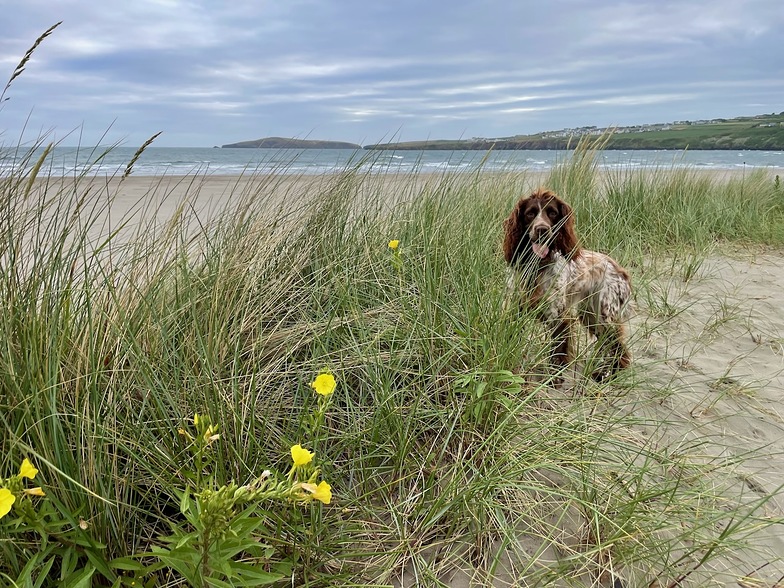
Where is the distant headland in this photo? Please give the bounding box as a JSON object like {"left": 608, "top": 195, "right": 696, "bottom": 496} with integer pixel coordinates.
{"left": 223, "top": 113, "right": 784, "bottom": 151}
{"left": 222, "top": 137, "right": 362, "bottom": 149}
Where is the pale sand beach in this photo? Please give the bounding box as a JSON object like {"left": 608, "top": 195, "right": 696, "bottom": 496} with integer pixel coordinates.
{"left": 41, "top": 167, "right": 774, "bottom": 234}
{"left": 632, "top": 251, "right": 784, "bottom": 582}
{"left": 35, "top": 169, "right": 784, "bottom": 584}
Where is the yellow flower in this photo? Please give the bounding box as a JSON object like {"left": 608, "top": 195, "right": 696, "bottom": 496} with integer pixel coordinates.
{"left": 388, "top": 240, "right": 400, "bottom": 251}
{"left": 19, "top": 458, "right": 38, "bottom": 480}
{"left": 310, "top": 373, "right": 336, "bottom": 396}
{"left": 203, "top": 425, "right": 220, "bottom": 444}
{"left": 290, "top": 444, "right": 314, "bottom": 467}
{"left": 312, "top": 480, "right": 332, "bottom": 504}
{"left": 0, "top": 488, "right": 15, "bottom": 519}
{"left": 302, "top": 480, "right": 332, "bottom": 504}
{"left": 24, "top": 487, "right": 46, "bottom": 497}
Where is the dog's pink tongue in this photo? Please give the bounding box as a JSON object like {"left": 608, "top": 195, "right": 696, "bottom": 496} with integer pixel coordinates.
{"left": 532, "top": 243, "right": 549, "bottom": 259}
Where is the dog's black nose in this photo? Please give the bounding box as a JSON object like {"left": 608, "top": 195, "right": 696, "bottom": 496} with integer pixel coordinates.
{"left": 534, "top": 226, "right": 549, "bottom": 240}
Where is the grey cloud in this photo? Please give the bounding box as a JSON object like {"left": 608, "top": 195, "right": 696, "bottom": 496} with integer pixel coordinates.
{"left": 0, "top": 0, "right": 781, "bottom": 146}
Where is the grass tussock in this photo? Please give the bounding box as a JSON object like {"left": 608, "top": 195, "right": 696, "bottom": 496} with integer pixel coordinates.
{"left": 1, "top": 133, "right": 784, "bottom": 588}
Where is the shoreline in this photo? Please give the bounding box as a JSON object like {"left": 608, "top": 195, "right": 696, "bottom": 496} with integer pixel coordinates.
{"left": 38, "top": 165, "right": 781, "bottom": 183}
{"left": 6, "top": 146, "right": 783, "bottom": 181}
{"left": 35, "top": 166, "right": 780, "bottom": 214}
{"left": 25, "top": 167, "right": 778, "bottom": 247}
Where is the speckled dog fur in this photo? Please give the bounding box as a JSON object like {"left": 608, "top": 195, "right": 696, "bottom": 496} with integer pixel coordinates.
{"left": 503, "top": 189, "right": 632, "bottom": 381}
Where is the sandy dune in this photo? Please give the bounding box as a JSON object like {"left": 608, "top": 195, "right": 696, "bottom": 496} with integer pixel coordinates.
{"left": 29, "top": 171, "right": 784, "bottom": 585}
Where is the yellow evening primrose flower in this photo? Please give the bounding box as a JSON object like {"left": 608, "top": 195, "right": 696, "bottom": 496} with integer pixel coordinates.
{"left": 290, "top": 444, "right": 314, "bottom": 467}
{"left": 0, "top": 488, "right": 15, "bottom": 519}
{"left": 311, "top": 480, "right": 332, "bottom": 504}
{"left": 19, "top": 458, "right": 38, "bottom": 480}
{"left": 310, "top": 373, "right": 336, "bottom": 396}
{"left": 388, "top": 240, "right": 400, "bottom": 251}
{"left": 302, "top": 481, "right": 332, "bottom": 504}
{"left": 24, "top": 487, "right": 46, "bottom": 497}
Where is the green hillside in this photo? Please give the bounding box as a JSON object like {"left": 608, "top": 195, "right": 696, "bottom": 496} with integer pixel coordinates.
{"left": 606, "top": 115, "right": 784, "bottom": 149}
{"left": 365, "top": 113, "right": 784, "bottom": 150}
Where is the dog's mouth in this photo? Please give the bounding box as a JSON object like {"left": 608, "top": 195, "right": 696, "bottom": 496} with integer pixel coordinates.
{"left": 529, "top": 225, "right": 554, "bottom": 260}
{"left": 531, "top": 242, "right": 550, "bottom": 259}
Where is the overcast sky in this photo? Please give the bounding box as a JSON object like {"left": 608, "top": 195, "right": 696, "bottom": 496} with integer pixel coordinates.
{"left": 1, "top": 0, "right": 782, "bottom": 147}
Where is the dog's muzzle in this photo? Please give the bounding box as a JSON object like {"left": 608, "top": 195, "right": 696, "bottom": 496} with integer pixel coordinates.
{"left": 529, "top": 224, "right": 553, "bottom": 259}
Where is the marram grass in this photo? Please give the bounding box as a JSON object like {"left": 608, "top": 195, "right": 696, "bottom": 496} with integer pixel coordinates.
{"left": 0, "top": 138, "right": 783, "bottom": 587}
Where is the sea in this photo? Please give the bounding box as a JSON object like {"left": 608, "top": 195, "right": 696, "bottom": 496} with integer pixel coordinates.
{"left": 2, "top": 146, "right": 783, "bottom": 177}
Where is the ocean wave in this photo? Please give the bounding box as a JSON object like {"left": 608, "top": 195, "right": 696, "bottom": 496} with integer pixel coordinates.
{"left": 2, "top": 147, "right": 783, "bottom": 177}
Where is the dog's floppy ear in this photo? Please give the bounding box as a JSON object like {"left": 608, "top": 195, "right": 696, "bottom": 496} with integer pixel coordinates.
{"left": 553, "top": 196, "right": 580, "bottom": 257}
{"left": 503, "top": 197, "right": 530, "bottom": 265}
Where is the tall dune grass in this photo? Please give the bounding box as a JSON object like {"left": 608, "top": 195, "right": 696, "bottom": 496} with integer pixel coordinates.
{"left": 547, "top": 136, "right": 784, "bottom": 263}
{"left": 1, "top": 131, "right": 784, "bottom": 587}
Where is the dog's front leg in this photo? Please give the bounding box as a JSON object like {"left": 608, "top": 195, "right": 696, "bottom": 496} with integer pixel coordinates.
{"left": 544, "top": 316, "right": 574, "bottom": 386}
{"left": 551, "top": 318, "right": 573, "bottom": 367}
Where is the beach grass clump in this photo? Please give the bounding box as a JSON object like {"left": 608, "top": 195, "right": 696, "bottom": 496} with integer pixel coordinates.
{"left": 541, "top": 140, "right": 784, "bottom": 348}
{"left": 555, "top": 140, "right": 784, "bottom": 261}
{"left": 1, "top": 128, "right": 784, "bottom": 587}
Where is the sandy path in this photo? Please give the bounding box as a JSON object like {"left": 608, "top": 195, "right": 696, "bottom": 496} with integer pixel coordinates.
{"left": 632, "top": 251, "right": 784, "bottom": 583}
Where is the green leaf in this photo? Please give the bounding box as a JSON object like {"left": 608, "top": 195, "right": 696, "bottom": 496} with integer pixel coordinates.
{"left": 226, "top": 562, "right": 286, "bottom": 585}
{"left": 204, "top": 578, "right": 233, "bottom": 588}
{"left": 59, "top": 549, "right": 74, "bottom": 581}
{"left": 179, "top": 486, "right": 191, "bottom": 514}
{"left": 109, "top": 557, "right": 146, "bottom": 572}
{"left": 85, "top": 549, "right": 116, "bottom": 583}
{"left": 34, "top": 557, "right": 57, "bottom": 588}
{"left": 61, "top": 566, "right": 95, "bottom": 588}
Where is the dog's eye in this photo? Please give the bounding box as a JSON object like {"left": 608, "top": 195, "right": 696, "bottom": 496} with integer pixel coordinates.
{"left": 547, "top": 208, "right": 559, "bottom": 219}
{"left": 525, "top": 209, "right": 537, "bottom": 218}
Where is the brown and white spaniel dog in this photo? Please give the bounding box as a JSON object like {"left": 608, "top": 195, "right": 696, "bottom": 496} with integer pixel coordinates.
{"left": 503, "top": 189, "right": 631, "bottom": 381}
